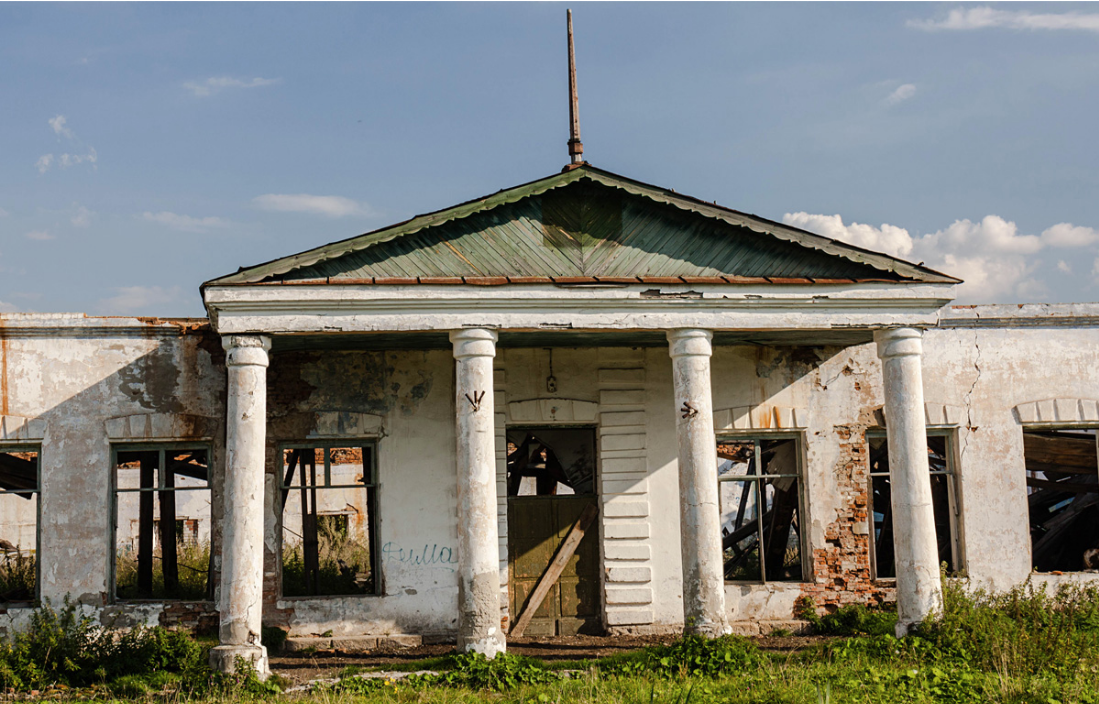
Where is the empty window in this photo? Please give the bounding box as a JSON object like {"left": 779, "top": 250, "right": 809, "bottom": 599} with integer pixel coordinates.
{"left": 867, "top": 433, "right": 960, "bottom": 579}
{"left": 506, "top": 428, "right": 596, "bottom": 496}
{"left": 1024, "top": 429, "right": 1099, "bottom": 573}
{"left": 280, "top": 444, "right": 378, "bottom": 597}
{"left": 716, "top": 436, "right": 805, "bottom": 582}
{"left": 0, "top": 447, "right": 38, "bottom": 605}
{"left": 114, "top": 445, "right": 211, "bottom": 601}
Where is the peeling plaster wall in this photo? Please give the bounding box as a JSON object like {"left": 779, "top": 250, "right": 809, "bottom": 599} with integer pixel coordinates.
{"left": 7, "top": 306, "right": 1099, "bottom": 638}
{"left": 0, "top": 316, "right": 225, "bottom": 632}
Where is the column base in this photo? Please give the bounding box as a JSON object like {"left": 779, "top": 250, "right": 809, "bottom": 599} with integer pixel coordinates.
{"left": 684, "top": 618, "right": 732, "bottom": 638}
{"left": 209, "top": 644, "right": 270, "bottom": 678}
{"left": 457, "top": 632, "right": 506, "bottom": 659}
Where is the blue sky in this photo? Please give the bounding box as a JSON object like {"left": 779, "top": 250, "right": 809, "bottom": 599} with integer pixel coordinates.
{"left": 3, "top": 2, "right": 1099, "bottom": 316}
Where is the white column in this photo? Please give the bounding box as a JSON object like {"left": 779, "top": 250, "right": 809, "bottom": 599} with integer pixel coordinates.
{"left": 210, "top": 335, "right": 271, "bottom": 677}
{"left": 668, "top": 329, "right": 728, "bottom": 637}
{"left": 875, "top": 327, "right": 943, "bottom": 635}
{"left": 450, "top": 329, "right": 506, "bottom": 657}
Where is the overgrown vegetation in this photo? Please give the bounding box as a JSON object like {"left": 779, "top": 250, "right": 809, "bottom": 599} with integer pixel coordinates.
{"left": 281, "top": 517, "right": 373, "bottom": 597}
{"left": 115, "top": 541, "right": 211, "bottom": 601}
{"left": 0, "top": 551, "right": 36, "bottom": 603}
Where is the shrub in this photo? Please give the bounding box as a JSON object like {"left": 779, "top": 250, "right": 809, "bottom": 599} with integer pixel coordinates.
{"left": 601, "top": 635, "right": 759, "bottom": 678}
{"left": 796, "top": 597, "right": 898, "bottom": 637}
{"left": 406, "top": 653, "right": 559, "bottom": 691}
{"left": 0, "top": 598, "right": 203, "bottom": 691}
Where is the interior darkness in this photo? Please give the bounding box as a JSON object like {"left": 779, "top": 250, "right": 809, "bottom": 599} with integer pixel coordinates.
{"left": 1023, "top": 429, "right": 1099, "bottom": 573}
{"left": 506, "top": 428, "right": 596, "bottom": 496}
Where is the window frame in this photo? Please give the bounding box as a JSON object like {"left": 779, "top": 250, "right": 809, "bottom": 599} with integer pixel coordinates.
{"left": 715, "top": 430, "right": 809, "bottom": 584}
{"left": 865, "top": 428, "right": 963, "bottom": 581}
{"left": 0, "top": 443, "right": 41, "bottom": 607}
{"left": 109, "top": 441, "right": 213, "bottom": 603}
{"left": 1019, "top": 423, "right": 1099, "bottom": 574}
{"left": 277, "top": 439, "right": 381, "bottom": 599}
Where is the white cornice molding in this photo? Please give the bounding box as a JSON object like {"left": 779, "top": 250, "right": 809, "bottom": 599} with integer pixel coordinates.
{"left": 204, "top": 283, "right": 955, "bottom": 334}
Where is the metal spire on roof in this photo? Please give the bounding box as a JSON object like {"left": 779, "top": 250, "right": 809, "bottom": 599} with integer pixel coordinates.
{"left": 566, "top": 9, "right": 585, "bottom": 169}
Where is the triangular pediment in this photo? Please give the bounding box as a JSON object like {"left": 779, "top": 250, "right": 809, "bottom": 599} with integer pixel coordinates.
{"left": 207, "top": 166, "right": 958, "bottom": 286}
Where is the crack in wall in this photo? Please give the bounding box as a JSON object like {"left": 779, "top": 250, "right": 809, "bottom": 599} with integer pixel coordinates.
{"left": 961, "top": 311, "right": 982, "bottom": 462}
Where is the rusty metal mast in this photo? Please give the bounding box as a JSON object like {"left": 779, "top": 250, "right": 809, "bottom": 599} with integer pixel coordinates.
{"left": 567, "top": 9, "right": 585, "bottom": 167}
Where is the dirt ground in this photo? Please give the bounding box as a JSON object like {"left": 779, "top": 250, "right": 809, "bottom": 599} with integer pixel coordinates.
{"left": 269, "top": 634, "right": 826, "bottom": 687}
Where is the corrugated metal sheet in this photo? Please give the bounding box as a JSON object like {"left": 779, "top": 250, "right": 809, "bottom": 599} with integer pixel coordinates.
{"left": 204, "top": 165, "right": 960, "bottom": 286}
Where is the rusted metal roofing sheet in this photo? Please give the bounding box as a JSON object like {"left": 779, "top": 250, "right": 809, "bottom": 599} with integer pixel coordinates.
{"left": 204, "top": 165, "right": 960, "bottom": 287}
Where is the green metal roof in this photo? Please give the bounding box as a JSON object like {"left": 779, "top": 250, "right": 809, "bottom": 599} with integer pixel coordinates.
{"left": 205, "top": 165, "right": 960, "bottom": 286}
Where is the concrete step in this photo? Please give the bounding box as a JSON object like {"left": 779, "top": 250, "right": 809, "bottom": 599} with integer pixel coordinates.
{"left": 283, "top": 634, "right": 422, "bottom": 653}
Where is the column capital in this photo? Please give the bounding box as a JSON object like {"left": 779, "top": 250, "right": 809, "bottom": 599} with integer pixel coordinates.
{"left": 222, "top": 335, "right": 271, "bottom": 368}
{"left": 667, "top": 329, "right": 713, "bottom": 359}
{"left": 874, "top": 327, "right": 923, "bottom": 360}
{"left": 450, "top": 328, "right": 498, "bottom": 360}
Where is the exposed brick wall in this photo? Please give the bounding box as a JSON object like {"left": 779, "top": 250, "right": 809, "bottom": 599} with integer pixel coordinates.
{"left": 800, "top": 421, "right": 895, "bottom": 613}
{"left": 160, "top": 602, "right": 218, "bottom": 635}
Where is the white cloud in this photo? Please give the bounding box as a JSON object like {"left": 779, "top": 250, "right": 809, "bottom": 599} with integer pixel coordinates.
{"left": 48, "top": 115, "right": 74, "bottom": 139}
{"left": 784, "top": 212, "right": 1099, "bottom": 303}
{"left": 885, "top": 84, "right": 917, "bottom": 106}
{"left": 1041, "top": 222, "right": 1099, "bottom": 248}
{"left": 782, "top": 212, "right": 914, "bottom": 258}
{"left": 25, "top": 230, "right": 54, "bottom": 241}
{"left": 71, "top": 205, "right": 93, "bottom": 228}
{"left": 98, "top": 286, "right": 184, "bottom": 314}
{"left": 1058, "top": 260, "right": 1072, "bottom": 274}
{"left": 910, "top": 7, "right": 1099, "bottom": 33}
{"left": 253, "top": 193, "right": 372, "bottom": 218}
{"left": 35, "top": 155, "right": 54, "bottom": 174}
{"left": 141, "top": 211, "right": 228, "bottom": 233}
{"left": 0, "top": 301, "right": 18, "bottom": 314}
{"left": 184, "top": 76, "right": 281, "bottom": 97}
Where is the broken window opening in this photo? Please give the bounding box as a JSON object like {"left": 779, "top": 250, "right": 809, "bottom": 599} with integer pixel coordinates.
{"left": 0, "top": 447, "right": 39, "bottom": 605}
{"left": 716, "top": 436, "right": 805, "bottom": 583}
{"left": 867, "top": 432, "right": 960, "bottom": 580}
{"left": 1023, "top": 428, "right": 1099, "bottom": 573}
{"left": 506, "top": 428, "right": 596, "bottom": 497}
{"left": 114, "top": 445, "right": 211, "bottom": 601}
{"left": 280, "top": 444, "right": 378, "bottom": 597}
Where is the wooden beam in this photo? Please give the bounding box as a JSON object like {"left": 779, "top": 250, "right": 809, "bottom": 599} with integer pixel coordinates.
{"left": 510, "top": 502, "right": 598, "bottom": 637}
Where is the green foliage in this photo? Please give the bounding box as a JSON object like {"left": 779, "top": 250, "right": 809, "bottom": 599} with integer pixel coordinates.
{"left": 115, "top": 540, "right": 211, "bottom": 601}
{"left": 410, "top": 652, "right": 561, "bottom": 691}
{"left": 260, "top": 625, "right": 288, "bottom": 654}
{"left": 600, "top": 635, "right": 759, "bottom": 679}
{"left": 0, "top": 597, "right": 203, "bottom": 691}
{"left": 281, "top": 517, "right": 373, "bottom": 597}
{"left": 0, "top": 551, "right": 36, "bottom": 602}
{"left": 797, "top": 597, "right": 898, "bottom": 637}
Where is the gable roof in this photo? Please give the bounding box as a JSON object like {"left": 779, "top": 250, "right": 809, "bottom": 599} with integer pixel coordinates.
{"left": 205, "top": 165, "right": 959, "bottom": 287}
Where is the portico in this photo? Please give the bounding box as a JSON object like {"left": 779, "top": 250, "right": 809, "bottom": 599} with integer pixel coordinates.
{"left": 200, "top": 164, "right": 957, "bottom": 672}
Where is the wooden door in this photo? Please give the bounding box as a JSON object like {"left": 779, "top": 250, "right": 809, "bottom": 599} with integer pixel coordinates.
{"left": 508, "top": 494, "right": 600, "bottom": 636}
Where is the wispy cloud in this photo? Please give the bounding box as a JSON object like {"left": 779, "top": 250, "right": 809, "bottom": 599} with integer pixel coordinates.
{"left": 36, "top": 116, "right": 97, "bottom": 174}
{"left": 0, "top": 208, "right": 8, "bottom": 217}
{"left": 784, "top": 212, "right": 1099, "bottom": 303}
{"left": 910, "top": 7, "right": 1099, "bottom": 33}
{"left": 141, "top": 211, "right": 228, "bottom": 233}
{"left": 25, "top": 230, "right": 54, "bottom": 241}
{"left": 98, "top": 285, "right": 185, "bottom": 314}
{"left": 71, "top": 205, "right": 93, "bottom": 228}
{"left": 885, "top": 83, "right": 917, "bottom": 106}
{"left": 0, "top": 301, "right": 18, "bottom": 314}
{"left": 253, "top": 193, "right": 373, "bottom": 218}
{"left": 183, "top": 76, "right": 281, "bottom": 97}
{"left": 48, "top": 115, "right": 74, "bottom": 139}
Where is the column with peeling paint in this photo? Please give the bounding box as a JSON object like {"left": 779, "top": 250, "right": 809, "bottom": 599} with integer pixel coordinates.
{"left": 875, "top": 327, "right": 943, "bottom": 635}
{"left": 668, "top": 329, "right": 728, "bottom": 636}
{"left": 210, "top": 335, "right": 271, "bottom": 677}
{"left": 450, "top": 329, "right": 506, "bottom": 657}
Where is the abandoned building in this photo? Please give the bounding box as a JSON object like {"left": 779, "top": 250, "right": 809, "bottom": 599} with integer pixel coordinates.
{"left": 3, "top": 22, "right": 1099, "bottom": 678}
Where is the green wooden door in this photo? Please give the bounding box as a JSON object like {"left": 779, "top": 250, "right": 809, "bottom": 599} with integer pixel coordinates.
{"left": 508, "top": 494, "right": 601, "bottom": 636}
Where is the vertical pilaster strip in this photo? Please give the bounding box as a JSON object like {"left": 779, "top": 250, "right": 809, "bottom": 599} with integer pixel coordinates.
{"left": 493, "top": 358, "right": 509, "bottom": 628}
{"left": 598, "top": 348, "right": 654, "bottom": 631}
{"left": 450, "top": 329, "right": 506, "bottom": 657}
{"left": 210, "top": 334, "right": 271, "bottom": 677}
{"left": 667, "top": 329, "right": 728, "bottom": 637}
{"left": 875, "top": 327, "right": 944, "bottom": 635}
